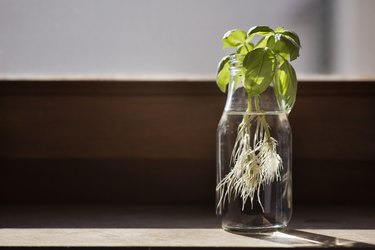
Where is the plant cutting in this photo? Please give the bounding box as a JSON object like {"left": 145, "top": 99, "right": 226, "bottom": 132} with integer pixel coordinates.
{"left": 216, "top": 26, "right": 301, "bottom": 231}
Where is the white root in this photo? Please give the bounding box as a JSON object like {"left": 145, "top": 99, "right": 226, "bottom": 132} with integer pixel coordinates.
{"left": 216, "top": 115, "right": 282, "bottom": 212}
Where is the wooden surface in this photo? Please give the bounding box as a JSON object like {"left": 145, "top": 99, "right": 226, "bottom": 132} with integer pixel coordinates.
{"left": 0, "top": 206, "right": 374, "bottom": 248}
{"left": 0, "top": 80, "right": 374, "bottom": 206}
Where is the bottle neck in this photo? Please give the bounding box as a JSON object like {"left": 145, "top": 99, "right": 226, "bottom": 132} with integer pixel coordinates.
{"left": 224, "top": 55, "right": 247, "bottom": 112}
{"left": 224, "top": 55, "right": 285, "bottom": 114}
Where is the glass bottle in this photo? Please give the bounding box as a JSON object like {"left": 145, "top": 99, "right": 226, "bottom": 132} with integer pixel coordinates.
{"left": 216, "top": 55, "right": 293, "bottom": 232}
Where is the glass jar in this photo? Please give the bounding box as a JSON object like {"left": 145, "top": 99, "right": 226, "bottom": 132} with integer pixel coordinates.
{"left": 216, "top": 55, "right": 293, "bottom": 232}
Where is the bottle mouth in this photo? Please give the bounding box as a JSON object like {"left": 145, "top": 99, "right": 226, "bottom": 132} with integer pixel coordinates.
{"left": 229, "top": 54, "right": 244, "bottom": 70}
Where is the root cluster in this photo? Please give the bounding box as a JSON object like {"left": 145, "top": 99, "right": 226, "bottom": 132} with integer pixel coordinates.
{"left": 217, "top": 115, "right": 282, "bottom": 211}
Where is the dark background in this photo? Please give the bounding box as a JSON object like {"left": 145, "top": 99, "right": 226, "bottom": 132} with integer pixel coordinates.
{"left": 0, "top": 80, "right": 374, "bottom": 206}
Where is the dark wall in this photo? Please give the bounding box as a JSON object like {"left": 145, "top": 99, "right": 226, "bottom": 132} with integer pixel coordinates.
{"left": 0, "top": 80, "right": 374, "bottom": 206}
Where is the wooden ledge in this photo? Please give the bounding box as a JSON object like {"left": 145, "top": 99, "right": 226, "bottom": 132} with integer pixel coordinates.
{"left": 0, "top": 206, "right": 374, "bottom": 248}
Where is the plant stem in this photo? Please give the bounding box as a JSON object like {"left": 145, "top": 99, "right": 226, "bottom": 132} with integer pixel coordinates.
{"left": 242, "top": 94, "right": 252, "bottom": 136}
{"left": 254, "top": 96, "right": 271, "bottom": 142}
{"left": 247, "top": 95, "right": 252, "bottom": 113}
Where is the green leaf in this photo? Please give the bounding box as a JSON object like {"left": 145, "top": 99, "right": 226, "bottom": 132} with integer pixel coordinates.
{"left": 282, "top": 30, "right": 301, "bottom": 48}
{"left": 273, "top": 35, "right": 290, "bottom": 59}
{"left": 275, "top": 26, "right": 285, "bottom": 33}
{"left": 243, "top": 48, "right": 275, "bottom": 96}
{"left": 222, "top": 29, "right": 247, "bottom": 48}
{"left": 274, "top": 56, "right": 297, "bottom": 112}
{"left": 216, "top": 56, "right": 231, "bottom": 92}
{"left": 247, "top": 26, "right": 274, "bottom": 37}
{"left": 266, "top": 35, "right": 276, "bottom": 49}
{"left": 274, "top": 34, "right": 300, "bottom": 61}
{"left": 254, "top": 35, "right": 271, "bottom": 49}
{"left": 236, "top": 42, "right": 254, "bottom": 55}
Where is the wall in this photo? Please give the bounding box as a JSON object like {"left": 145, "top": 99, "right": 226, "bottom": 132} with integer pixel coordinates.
{"left": 332, "top": 0, "right": 375, "bottom": 77}
{"left": 1, "top": 0, "right": 365, "bottom": 78}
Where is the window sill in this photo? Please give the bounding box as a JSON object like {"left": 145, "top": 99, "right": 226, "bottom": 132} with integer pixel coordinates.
{"left": 0, "top": 206, "right": 374, "bottom": 248}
